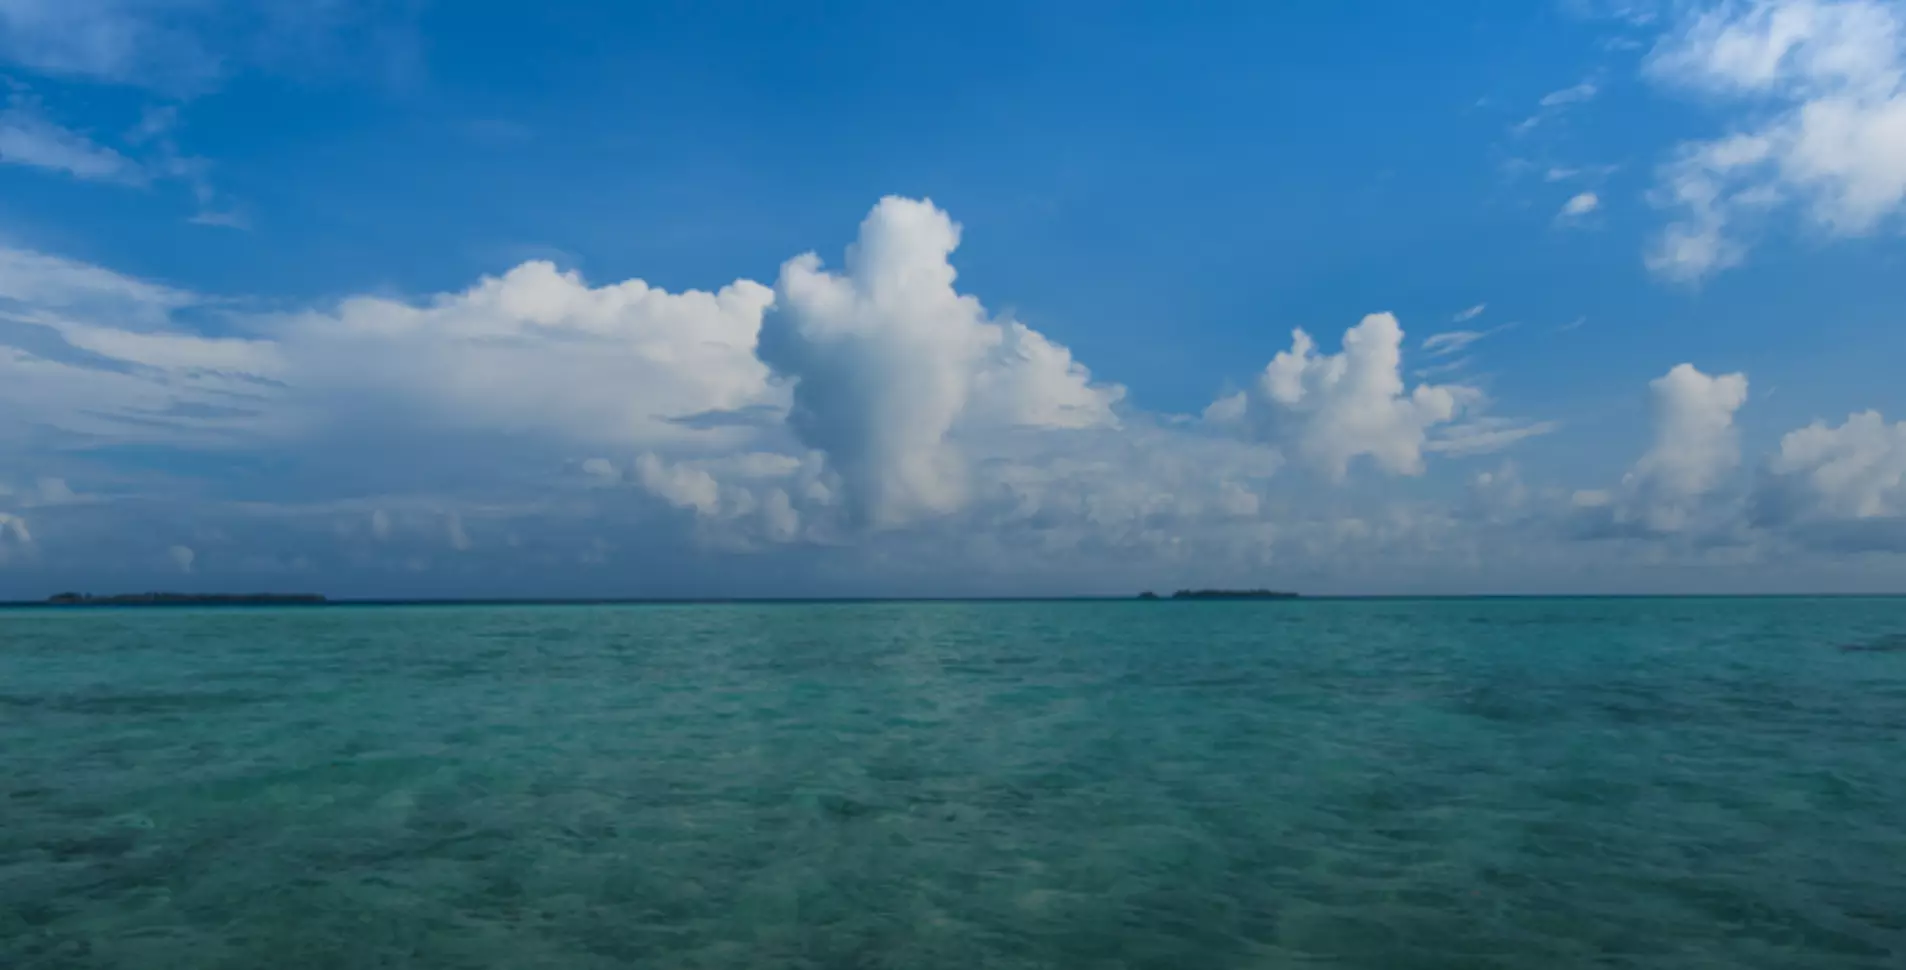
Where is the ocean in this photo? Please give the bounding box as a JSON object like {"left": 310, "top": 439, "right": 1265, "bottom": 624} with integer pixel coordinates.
{"left": 3, "top": 598, "right": 1904, "bottom": 968}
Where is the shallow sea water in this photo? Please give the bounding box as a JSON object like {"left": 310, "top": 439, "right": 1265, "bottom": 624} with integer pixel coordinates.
{"left": 3, "top": 598, "right": 1905, "bottom": 968}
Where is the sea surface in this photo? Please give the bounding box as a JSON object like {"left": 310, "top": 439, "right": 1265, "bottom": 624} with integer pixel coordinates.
{"left": 3, "top": 598, "right": 1905, "bottom": 969}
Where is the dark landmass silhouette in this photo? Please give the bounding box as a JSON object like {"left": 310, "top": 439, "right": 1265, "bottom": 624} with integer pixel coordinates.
{"left": 1139, "top": 589, "right": 1300, "bottom": 600}
{"left": 46, "top": 592, "right": 327, "bottom": 606}
{"left": 31, "top": 591, "right": 1305, "bottom": 607}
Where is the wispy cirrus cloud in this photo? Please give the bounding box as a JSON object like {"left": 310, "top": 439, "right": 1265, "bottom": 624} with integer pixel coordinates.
{"left": 1541, "top": 81, "right": 1602, "bottom": 107}
{"left": 1423, "top": 330, "right": 1490, "bottom": 357}
{"left": 0, "top": 87, "right": 243, "bottom": 224}
{"left": 1513, "top": 77, "right": 1604, "bottom": 133}
{"left": 0, "top": 92, "right": 141, "bottom": 183}
{"left": 1422, "top": 317, "right": 1518, "bottom": 359}
{"left": 0, "top": 0, "right": 421, "bottom": 94}
{"left": 0, "top": 0, "right": 417, "bottom": 223}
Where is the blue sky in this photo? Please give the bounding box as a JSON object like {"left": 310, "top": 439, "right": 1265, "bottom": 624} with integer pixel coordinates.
{"left": 4, "top": 0, "right": 1906, "bottom": 597}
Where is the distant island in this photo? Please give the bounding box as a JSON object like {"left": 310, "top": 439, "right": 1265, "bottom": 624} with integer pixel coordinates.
{"left": 1138, "top": 589, "right": 1299, "bottom": 600}
{"left": 45, "top": 592, "right": 328, "bottom": 606}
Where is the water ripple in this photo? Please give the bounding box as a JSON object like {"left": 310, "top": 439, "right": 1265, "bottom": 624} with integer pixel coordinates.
{"left": 2, "top": 598, "right": 1904, "bottom": 968}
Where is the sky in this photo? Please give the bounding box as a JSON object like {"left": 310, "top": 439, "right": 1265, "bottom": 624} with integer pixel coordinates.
{"left": 3, "top": 0, "right": 1906, "bottom": 598}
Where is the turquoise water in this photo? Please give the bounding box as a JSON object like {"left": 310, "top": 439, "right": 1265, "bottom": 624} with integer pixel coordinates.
{"left": 4, "top": 599, "right": 1905, "bottom": 968}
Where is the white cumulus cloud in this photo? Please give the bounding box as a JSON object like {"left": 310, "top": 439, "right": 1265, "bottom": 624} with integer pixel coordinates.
{"left": 5, "top": 193, "right": 1808, "bottom": 592}
{"left": 1608, "top": 363, "right": 1751, "bottom": 533}
{"left": 1560, "top": 191, "right": 1602, "bottom": 218}
{"left": 579, "top": 457, "right": 621, "bottom": 483}
{"left": 757, "top": 196, "right": 1121, "bottom": 528}
{"left": 1767, "top": 410, "right": 1906, "bottom": 517}
{"left": 278, "top": 260, "right": 777, "bottom": 449}
{"left": 1645, "top": 0, "right": 1906, "bottom": 279}
{"left": 633, "top": 453, "right": 723, "bottom": 517}
{"left": 1756, "top": 410, "right": 1906, "bottom": 548}
{"left": 1223, "top": 313, "right": 1484, "bottom": 479}
{"left": 3, "top": 246, "right": 783, "bottom": 452}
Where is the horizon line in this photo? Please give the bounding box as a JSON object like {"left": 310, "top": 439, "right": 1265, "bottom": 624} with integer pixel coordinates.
{"left": 5, "top": 592, "right": 1906, "bottom": 608}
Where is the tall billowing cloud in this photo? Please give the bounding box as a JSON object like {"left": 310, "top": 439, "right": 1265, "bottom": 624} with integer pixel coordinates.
{"left": 1585, "top": 363, "right": 1749, "bottom": 533}
{"left": 1645, "top": 0, "right": 1906, "bottom": 280}
{"left": 0, "top": 511, "right": 31, "bottom": 564}
{"left": 1215, "top": 313, "right": 1480, "bottom": 479}
{"left": 757, "top": 197, "right": 1121, "bottom": 528}
{"left": 1636, "top": 364, "right": 1750, "bottom": 502}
